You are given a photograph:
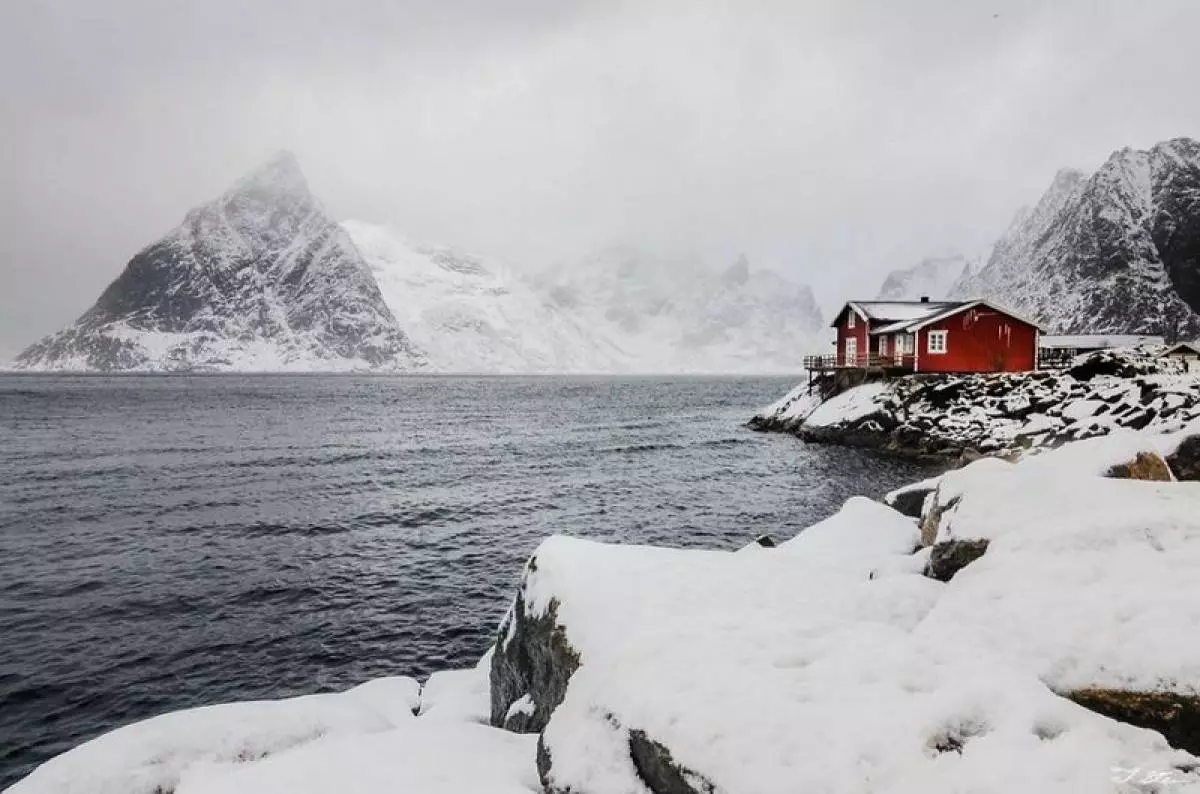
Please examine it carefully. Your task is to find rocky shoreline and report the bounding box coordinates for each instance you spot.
[750,348,1200,461]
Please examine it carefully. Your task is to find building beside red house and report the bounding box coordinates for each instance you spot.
[810,297,1043,374]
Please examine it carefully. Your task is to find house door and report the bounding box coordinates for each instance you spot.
[845,337,858,366]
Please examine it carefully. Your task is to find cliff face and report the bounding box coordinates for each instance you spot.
[953,138,1200,338]
[17,153,422,371]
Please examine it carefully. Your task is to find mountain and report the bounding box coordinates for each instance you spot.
[875,255,975,301]
[952,138,1200,338]
[344,222,628,373]
[17,153,422,372]
[533,249,825,373]
[16,155,825,374]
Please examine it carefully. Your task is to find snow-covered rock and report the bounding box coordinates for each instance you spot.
[4,677,421,794]
[16,154,423,372]
[495,515,1199,793]
[755,349,1200,459]
[953,137,1200,338]
[417,651,492,724]
[876,254,974,301]
[173,720,538,794]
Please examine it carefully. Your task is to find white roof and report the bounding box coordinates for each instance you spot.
[866,299,1046,335]
[836,300,957,328]
[1040,334,1165,349]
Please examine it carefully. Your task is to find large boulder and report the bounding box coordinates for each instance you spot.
[492,500,1200,794]
[883,476,940,519]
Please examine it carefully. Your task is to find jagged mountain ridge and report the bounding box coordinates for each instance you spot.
[875,255,975,301]
[17,155,824,373]
[952,138,1200,337]
[18,153,422,371]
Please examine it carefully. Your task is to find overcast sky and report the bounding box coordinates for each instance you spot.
[3,0,1200,358]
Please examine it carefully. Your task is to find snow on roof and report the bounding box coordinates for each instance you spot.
[866,299,1046,335]
[1041,334,1165,349]
[832,300,958,327]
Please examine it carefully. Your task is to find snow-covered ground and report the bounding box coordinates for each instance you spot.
[7,661,533,794]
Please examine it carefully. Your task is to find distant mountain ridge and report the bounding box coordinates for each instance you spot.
[16,155,824,373]
[951,137,1200,338]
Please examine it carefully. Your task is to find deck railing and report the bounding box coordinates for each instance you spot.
[803,353,915,371]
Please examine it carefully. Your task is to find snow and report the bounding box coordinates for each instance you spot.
[778,496,922,574]
[1042,335,1166,349]
[521,519,1199,794]
[416,651,492,723]
[504,695,536,722]
[917,446,1200,695]
[173,721,539,794]
[853,301,958,322]
[803,381,890,427]
[750,382,824,429]
[6,677,421,794]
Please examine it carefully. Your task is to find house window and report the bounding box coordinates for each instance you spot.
[878,336,888,357]
[928,330,948,354]
[847,311,856,329]
[845,337,858,364]
[901,334,914,354]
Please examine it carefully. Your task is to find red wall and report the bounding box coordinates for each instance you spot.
[915,307,1037,373]
[834,308,869,366]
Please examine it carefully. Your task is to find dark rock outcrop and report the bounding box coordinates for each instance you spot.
[490,559,581,734]
[924,539,990,582]
[628,730,718,794]
[885,483,937,519]
[1067,689,1200,755]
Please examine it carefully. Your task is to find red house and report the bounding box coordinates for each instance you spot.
[820,298,1042,374]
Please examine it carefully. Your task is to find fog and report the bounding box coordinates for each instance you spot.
[3,0,1199,358]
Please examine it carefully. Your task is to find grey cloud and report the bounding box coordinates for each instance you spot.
[3,0,1200,356]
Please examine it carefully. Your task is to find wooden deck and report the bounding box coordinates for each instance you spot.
[802,354,916,373]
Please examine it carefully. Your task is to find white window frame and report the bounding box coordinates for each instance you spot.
[878,335,888,357]
[928,330,948,354]
[845,337,858,364]
[847,310,856,329]
[901,334,914,354]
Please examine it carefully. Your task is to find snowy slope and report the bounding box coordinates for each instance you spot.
[953,138,1200,337]
[875,254,974,301]
[534,250,826,373]
[345,222,628,373]
[16,154,422,372]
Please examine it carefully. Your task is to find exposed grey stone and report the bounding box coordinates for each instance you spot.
[924,538,990,582]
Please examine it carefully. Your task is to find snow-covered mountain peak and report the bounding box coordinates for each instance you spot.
[952,136,1200,338]
[17,157,420,372]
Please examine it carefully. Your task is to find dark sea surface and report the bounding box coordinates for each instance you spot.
[0,374,938,788]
